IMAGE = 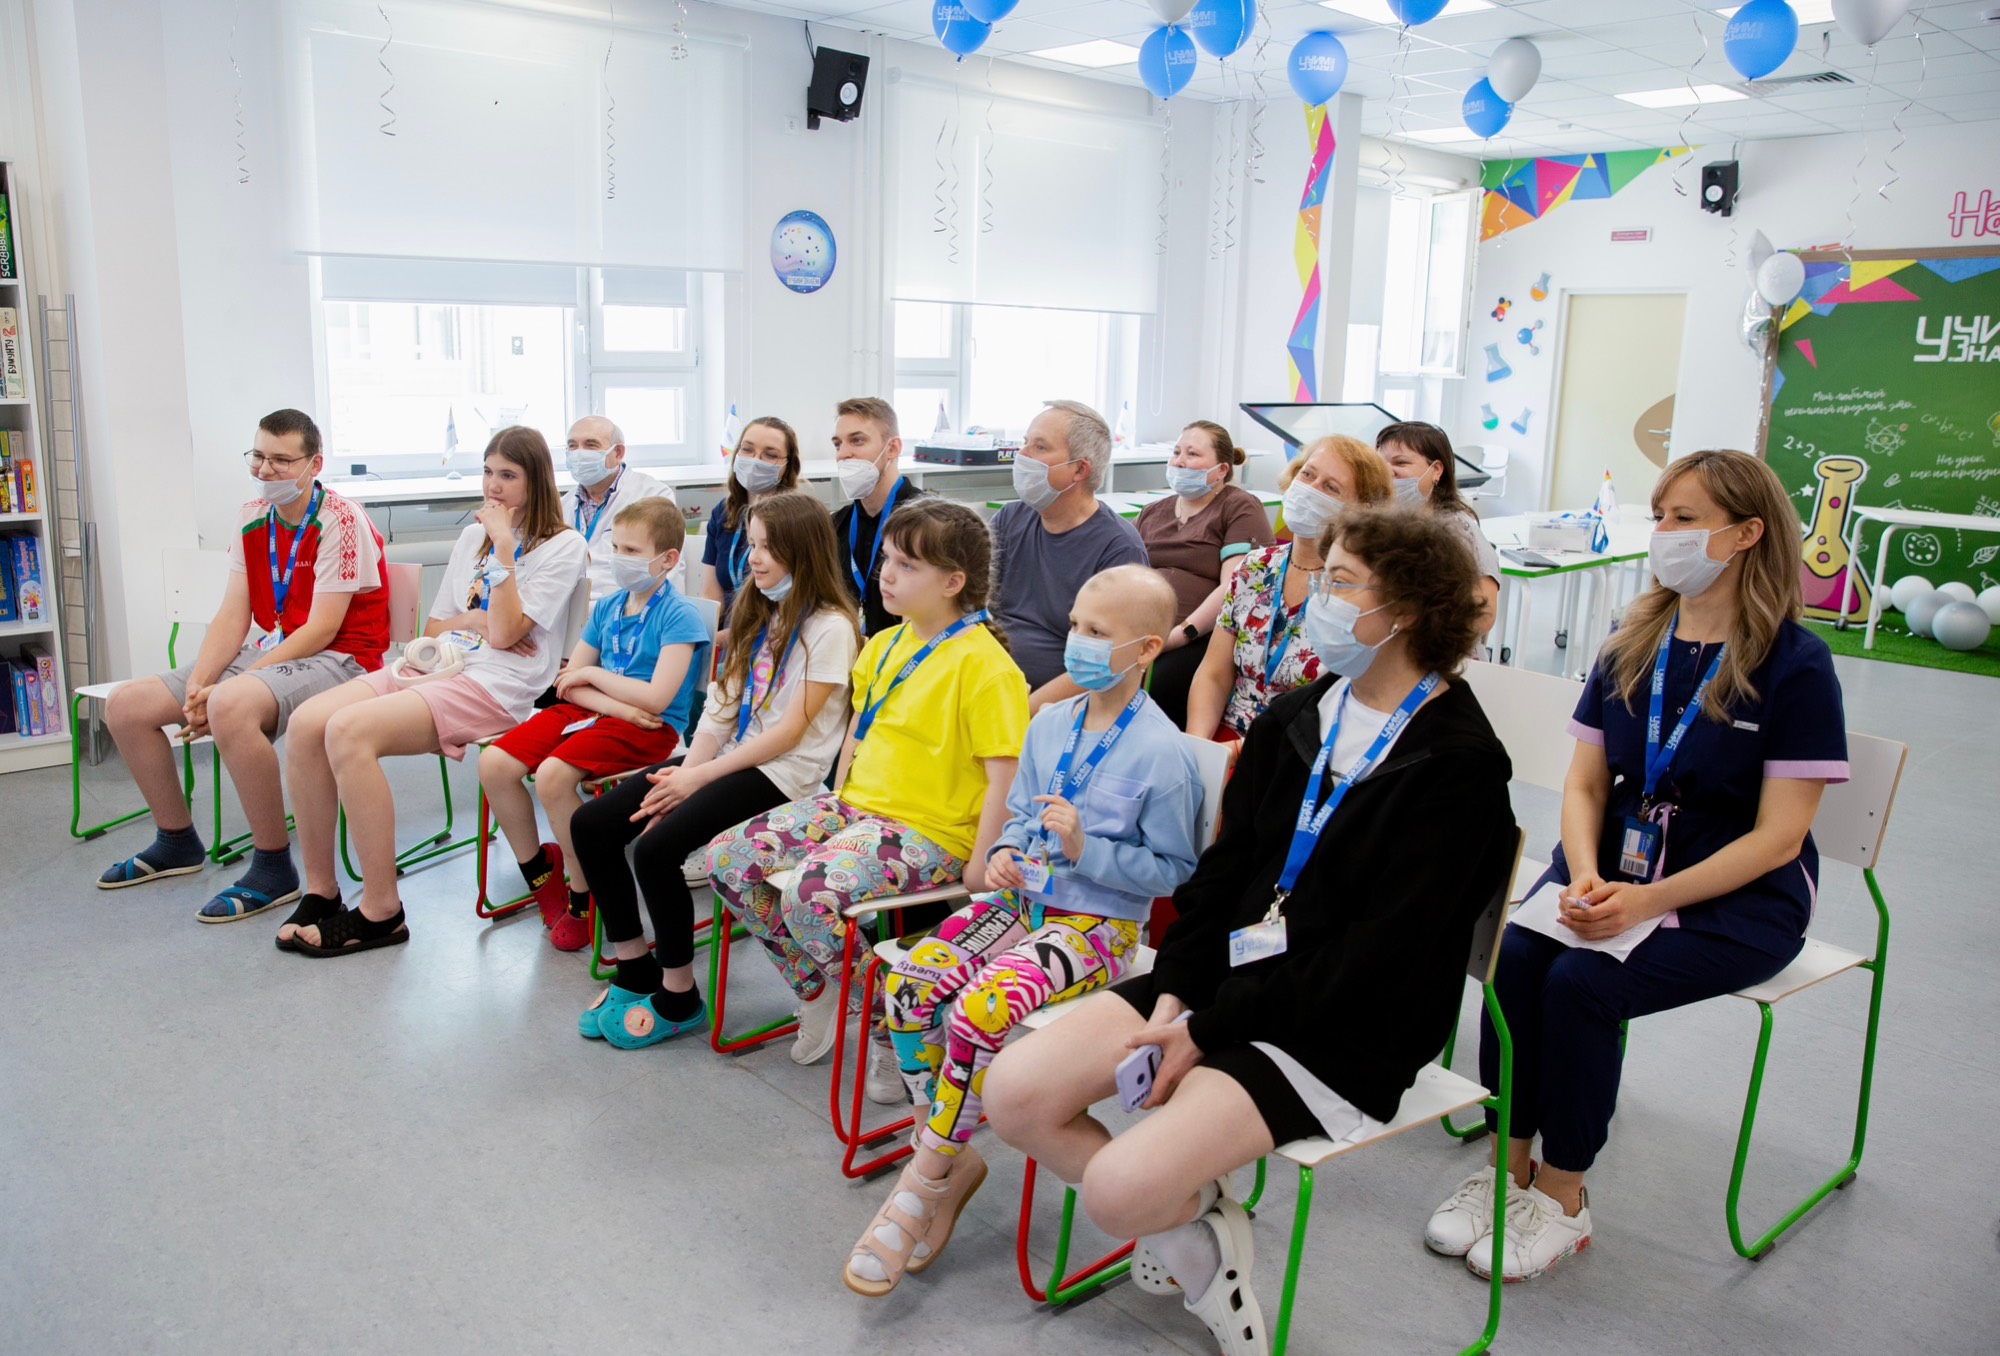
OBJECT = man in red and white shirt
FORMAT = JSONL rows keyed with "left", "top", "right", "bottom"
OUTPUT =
{"left": 100, "top": 408, "right": 392, "bottom": 925}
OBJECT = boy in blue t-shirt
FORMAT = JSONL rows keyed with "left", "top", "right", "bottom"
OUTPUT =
{"left": 479, "top": 497, "right": 711, "bottom": 951}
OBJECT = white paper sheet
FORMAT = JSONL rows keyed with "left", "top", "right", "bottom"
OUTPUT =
{"left": 1509, "top": 879, "right": 1665, "bottom": 963}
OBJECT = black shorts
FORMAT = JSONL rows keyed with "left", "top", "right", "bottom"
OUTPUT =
{"left": 1109, "top": 970, "right": 1324, "bottom": 1148}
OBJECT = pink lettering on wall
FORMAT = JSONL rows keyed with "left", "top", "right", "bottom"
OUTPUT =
{"left": 1947, "top": 190, "right": 2000, "bottom": 240}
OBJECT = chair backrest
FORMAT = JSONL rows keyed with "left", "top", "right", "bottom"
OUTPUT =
{"left": 1811, "top": 732, "right": 1906, "bottom": 871}
{"left": 690, "top": 596, "right": 721, "bottom": 641}
{"left": 1466, "top": 828, "right": 1528, "bottom": 985}
{"left": 558, "top": 572, "right": 593, "bottom": 659}
{"left": 1462, "top": 659, "right": 1583, "bottom": 794}
{"left": 163, "top": 548, "right": 233, "bottom": 626}
{"left": 384, "top": 562, "right": 424, "bottom": 646}
{"left": 1181, "top": 733, "right": 1232, "bottom": 854}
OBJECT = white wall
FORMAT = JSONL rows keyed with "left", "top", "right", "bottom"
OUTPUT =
{"left": 1452, "top": 121, "right": 1998, "bottom": 515}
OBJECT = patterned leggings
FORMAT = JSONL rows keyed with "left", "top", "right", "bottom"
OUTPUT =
{"left": 883, "top": 893, "right": 1140, "bottom": 1156}
{"left": 706, "top": 794, "right": 965, "bottom": 1001}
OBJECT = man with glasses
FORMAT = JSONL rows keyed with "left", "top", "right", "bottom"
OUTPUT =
{"left": 99, "top": 408, "right": 393, "bottom": 924}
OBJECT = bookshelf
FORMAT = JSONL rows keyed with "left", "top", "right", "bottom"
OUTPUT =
{"left": 0, "top": 161, "right": 70, "bottom": 773}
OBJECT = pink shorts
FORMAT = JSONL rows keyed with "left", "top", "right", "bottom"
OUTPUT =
{"left": 362, "top": 668, "right": 518, "bottom": 760}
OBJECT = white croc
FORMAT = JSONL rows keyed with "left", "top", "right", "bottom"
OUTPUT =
{"left": 1183, "top": 1198, "right": 1266, "bottom": 1356}
{"left": 1133, "top": 1176, "right": 1234, "bottom": 1295}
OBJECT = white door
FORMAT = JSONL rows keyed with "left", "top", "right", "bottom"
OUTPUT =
{"left": 1550, "top": 293, "right": 1686, "bottom": 512}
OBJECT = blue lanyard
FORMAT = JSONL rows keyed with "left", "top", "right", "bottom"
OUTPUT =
{"left": 573, "top": 467, "right": 623, "bottom": 542}
{"left": 1274, "top": 672, "right": 1439, "bottom": 904}
{"left": 1262, "top": 549, "right": 1303, "bottom": 688}
{"left": 1038, "top": 691, "right": 1146, "bottom": 853}
{"left": 266, "top": 482, "right": 324, "bottom": 634}
{"left": 854, "top": 610, "right": 989, "bottom": 743}
{"left": 603, "top": 583, "right": 666, "bottom": 670}
{"left": 477, "top": 542, "right": 525, "bottom": 611}
{"left": 736, "top": 623, "right": 803, "bottom": 743}
{"left": 848, "top": 476, "right": 905, "bottom": 600}
{"left": 727, "top": 525, "right": 750, "bottom": 591}
{"left": 1644, "top": 615, "right": 1724, "bottom": 808}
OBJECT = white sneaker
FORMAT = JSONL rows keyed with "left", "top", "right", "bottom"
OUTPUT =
{"left": 865, "top": 1037, "right": 907, "bottom": 1105}
{"left": 792, "top": 990, "right": 842, "bottom": 1065}
{"left": 1425, "top": 1166, "right": 1498, "bottom": 1258}
{"left": 1468, "top": 1183, "right": 1591, "bottom": 1281}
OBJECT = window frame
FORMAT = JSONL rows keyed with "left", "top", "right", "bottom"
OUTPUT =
{"left": 891, "top": 300, "right": 1139, "bottom": 440}
{"left": 1377, "top": 188, "right": 1478, "bottom": 380}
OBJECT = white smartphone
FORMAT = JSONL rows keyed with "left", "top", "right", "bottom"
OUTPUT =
{"left": 1115, "top": 1044, "right": 1162, "bottom": 1113}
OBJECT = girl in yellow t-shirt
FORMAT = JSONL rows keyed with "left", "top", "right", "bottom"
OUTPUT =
{"left": 707, "top": 498, "right": 1028, "bottom": 1066}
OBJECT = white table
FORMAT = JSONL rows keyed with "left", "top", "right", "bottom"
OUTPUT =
{"left": 1481, "top": 514, "right": 1652, "bottom": 675}
{"left": 1840, "top": 506, "right": 2000, "bottom": 649}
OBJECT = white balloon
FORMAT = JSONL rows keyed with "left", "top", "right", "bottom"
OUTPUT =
{"left": 1149, "top": 0, "right": 1197, "bottom": 23}
{"left": 1746, "top": 229, "right": 1774, "bottom": 275}
{"left": 1486, "top": 38, "right": 1541, "bottom": 103}
{"left": 1976, "top": 585, "right": 2000, "bottom": 626}
{"left": 1832, "top": 0, "right": 1910, "bottom": 47}
{"left": 1888, "top": 575, "right": 1934, "bottom": 611}
{"left": 1755, "top": 251, "right": 1806, "bottom": 307}
{"left": 1936, "top": 580, "right": 1977, "bottom": 604}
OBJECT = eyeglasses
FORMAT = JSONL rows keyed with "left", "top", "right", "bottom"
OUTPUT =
{"left": 244, "top": 450, "right": 312, "bottom": 472}
{"left": 1306, "top": 571, "right": 1377, "bottom": 601}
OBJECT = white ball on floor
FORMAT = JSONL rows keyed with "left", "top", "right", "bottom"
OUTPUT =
{"left": 1936, "top": 581, "right": 1977, "bottom": 605}
{"left": 1932, "top": 601, "right": 1992, "bottom": 652}
{"left": 1889, "top": 576, "right": 1934, "bottom": 612}
{"left": 1904, "top": 590, "right": 1947, "bottom": 639}
{"left": 1979, "top": 586, "right": 2000, "bottom": 626}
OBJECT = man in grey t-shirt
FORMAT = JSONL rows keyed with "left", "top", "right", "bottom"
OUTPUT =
{"left": 991, "top": 400, "right": 1148, "bottom": 705}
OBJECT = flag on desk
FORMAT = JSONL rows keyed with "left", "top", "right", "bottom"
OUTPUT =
{"left": 443, "top": 406, "right": 459, "bottom": 467}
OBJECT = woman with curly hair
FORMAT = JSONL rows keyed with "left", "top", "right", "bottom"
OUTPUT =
{"left": 984, "top": 505, "right": 1515, "bottom": 1356}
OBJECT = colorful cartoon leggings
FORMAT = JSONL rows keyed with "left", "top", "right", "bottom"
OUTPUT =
{"left": 883, "top": 893, "right": 1141, "bottom": 1156}
{"left": 706, "top": 794, "right": 965, "bottom": 1002}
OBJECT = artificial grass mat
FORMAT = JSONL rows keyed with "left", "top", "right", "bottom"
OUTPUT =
{"left": 1809, "top": 616, "right": 2000, "bottom": 680}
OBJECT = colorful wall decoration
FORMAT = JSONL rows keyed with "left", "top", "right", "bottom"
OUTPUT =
{"left": 1478, "top": 148, "right": 1690, "bottom": 241}
{"left": 1288, "top": 104, "right": 1336, "bottom": 401}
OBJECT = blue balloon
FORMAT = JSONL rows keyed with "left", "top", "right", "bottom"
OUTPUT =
{"left": 1388, "top": 0, "right": 1448, "bottom": 24}
{"left": 1462, "top": 77, "right": 1512, "bottom": 139}
{"left": 1724, "top": 0, "right": 1799, "bottom": 81}
{"left": 960, "top": 0, "right": 1017, "bottom": 22}
{"left": 1287, "top": 31, "right": 1349, "bottom": 106}
{"left": 1138, "top": 25, "right": 1199, "bottom": 100}
{"left": 1187, "top": 0, "right": 1250, "bottom": 60}
{"left": 932, "top": 2, "right": 990, "bottom": 57}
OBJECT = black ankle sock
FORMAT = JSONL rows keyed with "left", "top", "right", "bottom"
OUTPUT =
{"left": 567, "top": 888, "right": 591, "bottom": 920}
{"left": 615, "top": 953, "right": 663, "bottom": 995}
{"left": 518, "top": 848, "right": 552, "bottom": 891}
{"left": 652, "top": 983, "right": 703, "bottom": 1023}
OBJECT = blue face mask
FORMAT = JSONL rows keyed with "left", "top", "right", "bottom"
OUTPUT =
{"left": 1063, "top": 633, "right": 1145, "bottom": 691}
{"left": 1302, "top": 591, "right": 1398, "bottom": 679}
{"left": 1166, "top": 465, "right": 1217, "bottom": 499}
{"left": 758, "top": 573, "right": 794, "bottom": 602}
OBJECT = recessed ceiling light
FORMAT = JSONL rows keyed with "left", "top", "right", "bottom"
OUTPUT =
{"left": 1402, "top": 126, "right": 1478, "bottom": 142}
{"left": 1718, "top": 0, "right": 1836, "bottom": 22}
{"left": 1615, "top": 83, "right": 1752, "bottom": 108}
{"left": 1026, "top": 39, "right": 1140, "bottom": 68}
{"left": 1319, "top": 0, "right": 1493, "bottom": 21}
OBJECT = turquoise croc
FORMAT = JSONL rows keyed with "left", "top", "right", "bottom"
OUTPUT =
{"left": 579, "top": 984, "right": 651, "bottom": 1040}
{"left": 603, "top": 998, "right": 709, "bottom": 1050}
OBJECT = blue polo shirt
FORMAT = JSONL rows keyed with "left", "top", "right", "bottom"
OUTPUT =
{"left": 581, "top": 583, "right": 711, "bottom": 730}
{"left": 1552, "top": 619, "right": 1849, "bottom": 957}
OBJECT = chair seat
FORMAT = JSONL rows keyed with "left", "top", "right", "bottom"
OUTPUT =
{"left": 1275, "top": 1062, "right": 1490, "bottom": 1168}
{"left": 1732, "top": 936, "right": 1867, "bottom": 1005}
{"left": 835, "top": 882, "right": 974, "bottom": 920}
{"left": 75, "top": 680, "right": 128, "bottom": 702}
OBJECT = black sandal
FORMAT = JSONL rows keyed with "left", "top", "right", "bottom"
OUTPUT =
{"left": 292, "top": 905, "right": 409, "bottom": 958}
{"left": 275, "top": 894, "right": 344, "bottom": 952}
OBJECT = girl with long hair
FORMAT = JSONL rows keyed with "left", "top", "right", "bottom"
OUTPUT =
{"left": 701, "top": 416, "right": 802, "bottom": 631}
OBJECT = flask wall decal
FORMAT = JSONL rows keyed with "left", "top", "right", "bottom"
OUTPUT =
{"left": 1799, "top": 455, "right": 1872, "bottom": 623}
{"left": 1531, "top": 270, "right": 1551, "bottom": 301}
{"left": 1510, "top": 407, "right": 1533, "bottom": 436}
{"left": 1480, "top": 403, "right": 1500, "bottom": 431}
{"left": 1484, "top": 343, "right": 1513, "bottom": 382}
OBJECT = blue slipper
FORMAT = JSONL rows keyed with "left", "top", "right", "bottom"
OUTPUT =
{"left": 197, "top": 883, "right": 303, "bottom": 923}
{"left": 603, "top": 997, "right": 709, "bottom": 1050}
{"left": 97, "top": 855, "right": 205, "bottom": 891}
{"left": 580, "top": 984, "right": 650, "bottom": 1039}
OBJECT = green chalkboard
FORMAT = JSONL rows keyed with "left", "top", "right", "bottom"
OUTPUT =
{"left": 1760, "top": 248, "right": 2000, "bottom": 623}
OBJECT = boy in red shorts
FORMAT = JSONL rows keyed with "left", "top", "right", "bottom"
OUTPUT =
{"left": 478, "top": 497, "right": 711, "bottom": 950}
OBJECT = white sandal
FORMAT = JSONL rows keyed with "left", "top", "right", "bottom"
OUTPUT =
{"left": 1183, "top": 1198, "right": 1267, "bottom": 1356}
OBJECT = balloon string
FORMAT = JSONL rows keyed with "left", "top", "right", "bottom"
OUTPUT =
{"left": 603, "top": 42, "right": 616, "bottom": 201}
{"left": 949, "top": 74, "right": 962, "bottom": 263}
{"left": 1246, "top": 0, "right": 1270, "bottom": 186}
{"left": 229, "top": 5, "right": 248, "bottom": 183}
{"left": 1386, "top": 25, "right": 1411, "bottom": 201}
{"left": 671, "top": 0, "right": 689, "bottom": 59}
{"left": 1210, "top": 67, "right": 1225, "bottom": 260}
{"left": 1672, "top": 9, "right": 1708, "bottom": 198}
{"left": 981, "top": 56, "right": 996, "bottom": 235}
{"left": 1157, "top": 106, "right": 1172, "bottom": 258}
{"left": 1879, "top": 6, "right": 1925, "bottom": 202}
{"left": 1843, "top": 45, "right": 1880, "bottom": 270}
{"left": 376, "top": 4, "right": 397, "bottom": 137}
{"left": 1222, "top": 77, "right": 1239, "bottom": 256}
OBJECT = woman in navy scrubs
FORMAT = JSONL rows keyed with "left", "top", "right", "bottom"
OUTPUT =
{"left": 1428, "top": 449, "right": 1849, "bottom": 1282}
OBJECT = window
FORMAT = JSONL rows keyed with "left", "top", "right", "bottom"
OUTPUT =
{"left": 1378, "top": 190, "right": 1476, "bottom": 377}
{"left": 892, "top": 300, "right": 1139, "bottom": 441}
{"left": 314, "top": 260, "right": 709, "bottom": 472}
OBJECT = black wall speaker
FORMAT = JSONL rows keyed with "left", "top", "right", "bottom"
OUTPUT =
{"left": 1701, "top": 160, "right": 1739, "bottom": 216}
{"left": 807, "top": 47, "right": 869, "bottom": 129}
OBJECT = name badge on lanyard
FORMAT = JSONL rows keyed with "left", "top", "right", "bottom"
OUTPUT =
{"left": 1624, "top": 617, "right": 1724, "bottom": 881}
{"left": 1023, "top": 692, "right": 1147, "bottom": 899}
{"left": 853, "top": 610, "right": 989, "bottom": 743}
{"left": 264, "top": 482, "right": 324, "bottom": 647}
{"left": 1229, "top": 672, "right": 1439, "bottom": 967}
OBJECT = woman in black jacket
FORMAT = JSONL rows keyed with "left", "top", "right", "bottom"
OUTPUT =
{"left": 985, "top": 506, "right": 1515, "bottom": 1356}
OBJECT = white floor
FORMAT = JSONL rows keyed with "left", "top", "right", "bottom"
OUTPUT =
{"left": 4, "top": 598, "right": 1997, "bottom": 1354}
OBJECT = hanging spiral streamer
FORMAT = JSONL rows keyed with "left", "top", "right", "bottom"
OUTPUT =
{"left": 980, "top": 56, "right": 996, "bottom": 235}
{"left": 1842, "top": 46, "right": 1880, "bottom": 269}
{"left": 1385, "top": 24, "right": 1413, "bottom": 201}
{"left": 1209, "top": 74, "right": 1226, "bottom": 260}
{"left": 948, "top": 76, "right": 963, "bottom": 262}
{"left": 672, "top": 0, "right": 690, "bottom": 59}
{"left": 229, "top": 6, "right": 249, "bottom": 183}
{"left": 375, "top": 5, "right": 397, "bottom": 137}
{"left": 931, "top": 119, "right": 957, "bottom": 264}
{"left": 603, "top": 42, "right": 617, "bottom": 200}
{"left": 1246, "top": 0, "right": 1270, "bottom": 186}
{"left": 1221, "top": 76, "right": 1240, "bottom": 257}
{"left": 1879, "top": 7, "right": 1926, "bottom": 202}
{"left": 1157, "top": 107, "right": 1173, "bottom": 258}
{"left": 1672, "top": 10, "right": 1709, "bottom": 198}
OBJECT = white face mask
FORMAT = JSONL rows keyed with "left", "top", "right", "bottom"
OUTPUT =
{"left": 733, "top": 455, "right": 784, "bottom": 495}
{"left": 1166, "top": 464, "right": 1217, "bottom": 499}
{"left": 567, "top": 447, "right": 613, "bottom": 484}
{"left": 837, "top": 453, "right": 886, "bottom": 503}
{"left": 1649, "top": 525, "right": 1740, "bottom": 597}
{"left": 1303, "top": 590, "right": 1399, "bottom": 679}
{"left": 610, "top": 552, "right": 664, "bottom": 593}
{"left": 254, "top": 472, "right": 307, "bottom": 508}
{"left": 1281, "top": 478, "right": 1340, "bottom": 541}
{"left": 1392, "top": 474, "right": 1429, "bottom": 505}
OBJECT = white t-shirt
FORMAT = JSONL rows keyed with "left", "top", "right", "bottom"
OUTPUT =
{"left": 696, "top": 607, "right": 858, "bottom": 802}
{"left": 560, "top": 466, "right": 684, "bottom": 600}
{"left": 429, "top": 524, "right": 591, "bottom": 721}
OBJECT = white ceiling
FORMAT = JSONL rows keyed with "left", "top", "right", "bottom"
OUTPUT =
{"left": 725, "top": 0, "right": 2000, "bottom": 157}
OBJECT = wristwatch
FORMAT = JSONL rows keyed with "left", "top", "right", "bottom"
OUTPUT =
{"left": 1181, "top": 623, "right": 1201, "bottom": 645}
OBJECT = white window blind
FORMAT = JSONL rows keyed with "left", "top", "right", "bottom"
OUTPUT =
{"left": 319, "top": 257, "right": 577, "bottom": 306}
{"left": 887, "top": 75, "right": 1161, "bottom": 315}
{"left": 284, "top": 0, "right": 745, "bottom": 272}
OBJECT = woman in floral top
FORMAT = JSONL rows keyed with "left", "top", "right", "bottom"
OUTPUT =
{"left": 1183, "top": 435, "right": 1393, "bottom": 740}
